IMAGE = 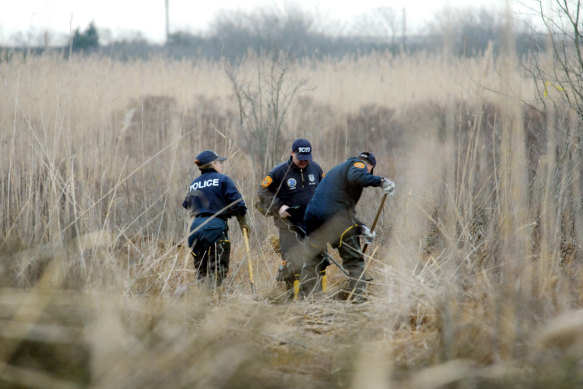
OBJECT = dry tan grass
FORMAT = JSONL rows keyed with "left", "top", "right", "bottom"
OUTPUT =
{"left": 0, "top": 48, "right": 582, "bottom": 388}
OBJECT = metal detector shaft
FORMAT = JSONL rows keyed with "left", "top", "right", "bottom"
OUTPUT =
{"left": 362, "top": 193, "right": 388, "bottom": 254}
{"left": 323, "top": 251, "right": 349, "bottom": 277}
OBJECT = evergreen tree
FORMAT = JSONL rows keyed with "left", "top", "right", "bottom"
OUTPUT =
{"left": 72, "top": 22, "right": 99, "bottom": 52}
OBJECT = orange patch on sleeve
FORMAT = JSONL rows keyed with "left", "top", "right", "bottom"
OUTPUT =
{"left": 262, "top": 176, "right": 273, "bottom": 187}
{"left": 353, "top": 161, "right": 366, "bottom": 169}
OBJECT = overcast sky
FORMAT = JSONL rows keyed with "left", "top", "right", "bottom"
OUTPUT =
{"left": 1, "top": 0, "right": 536, "bottom": 45}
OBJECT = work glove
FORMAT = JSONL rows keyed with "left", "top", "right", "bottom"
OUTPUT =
{"left": 279, "top": 205, "right": 291, "bottom": 218}
{"left": 276, "top": 260, "right": 289, "bottom": 282}
{"left": 237, "top": 214, "right": 251, "bottom": 234}
{"left": 381, "top": 178, "right": 395, "bottom": 196}
{"left": 361, "top": 225, "right": 376, "bottom": 245}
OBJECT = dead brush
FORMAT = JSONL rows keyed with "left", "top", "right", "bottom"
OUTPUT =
{"left": 268, "top": 235, "right": 281, "bottom": 254}
{"left": 1, "top": 48, "right": 583, "bottom": 388}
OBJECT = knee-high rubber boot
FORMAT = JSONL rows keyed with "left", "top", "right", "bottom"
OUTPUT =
{"left": 293, "top": 273, "right": 301, "bottom": 301}
{"left": 300, "top": 262, "right": 320, "bottom": 298}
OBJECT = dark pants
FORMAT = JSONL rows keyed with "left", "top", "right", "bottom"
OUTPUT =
{"left": 278, "top": 226, "right": 304, "bottom": 289}
{"left": 188, "top": 217, "right": 230, "bottom": 287}
{"left": 278, "top": 223, "right": 329, "bottom": 295}
{"left": 301, "top": 215, "right": 365, "bottom": 298}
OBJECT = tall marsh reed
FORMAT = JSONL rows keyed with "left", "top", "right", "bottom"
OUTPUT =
{"left": 0, "top": 48, "right": 581, "bottom": 388}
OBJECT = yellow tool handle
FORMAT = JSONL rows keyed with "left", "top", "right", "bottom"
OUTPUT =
{"left": 242, "top": 228, "right": 256, "bottom": 296}
{"left": 293, "top": 277, "right": 300, "bottom": 301}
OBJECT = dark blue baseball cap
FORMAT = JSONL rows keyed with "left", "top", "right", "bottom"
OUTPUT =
{"left": 292, "top": 139, "right": 313, "bottom": 161}
{"left": 358, "top": 151, "right": 376, "bottom": 167}
{"left": 195, "top": 150, "right": 227, "bottom": 166}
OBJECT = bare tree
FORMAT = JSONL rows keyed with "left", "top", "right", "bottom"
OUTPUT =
{"left": 350, "top": 7, "right": 400, "bottom": 46}
{"left": 528, "top": 0, "right": 583, "bottom": 119}
{"left": 523, "top": 0, "right": 583, "bottom": 267}
{"left": 430, "top": 7, "right": 506, "bottom": 56}
{"left": 225, "top": 51, "right": 309, "bottom": 177}
{"left": 211, "top": 5, "right": 318, "bottom": 60}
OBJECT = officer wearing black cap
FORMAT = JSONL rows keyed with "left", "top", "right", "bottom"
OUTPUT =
{"left": 300, "top": 151, "right": 395, "bottom": 301}
{"left": 182, "top": 150, "right": 250, "bottom": 288}
{"left": 257, "top": 139, "right": 325, "bottom": 298}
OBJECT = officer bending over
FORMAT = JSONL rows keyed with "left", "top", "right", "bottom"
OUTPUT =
{"left": 300, "top": 152, "right": 395, "bottom": 302}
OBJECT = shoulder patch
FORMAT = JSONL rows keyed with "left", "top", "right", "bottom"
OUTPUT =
{"left": 353, "top": 161, "right": 366, "bottom": 169}
{"left": 262, "top": 176, "right": 273, "bottom": 187}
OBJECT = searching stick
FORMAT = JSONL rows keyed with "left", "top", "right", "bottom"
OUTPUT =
{"left": 242, "top": 228, "right": 257, "bottom": 297}
{"left": 362, "top": 193, "right": 388, "bottom": 254}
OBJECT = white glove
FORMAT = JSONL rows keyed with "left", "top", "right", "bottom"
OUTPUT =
{"left": 279, "top": 205, "right": 291, "bottom": 218}
{"left": 361, "top": 225, "right": 376, "bottom": 245}
{"left": 381, "top": 178, "right": 395, "bottom": 196}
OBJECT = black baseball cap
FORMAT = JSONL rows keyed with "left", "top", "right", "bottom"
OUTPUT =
{"left": 292, "top": 139, "right": 313, "bottom": 161}
{"left": 195, "top": 150, "right": 227, "bottom": 166}
{"left": 358, "top": 152, "right": 376, "bottom": 167}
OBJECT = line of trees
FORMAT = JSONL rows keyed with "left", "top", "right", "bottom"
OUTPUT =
{"left": 2, "top": 6, "right": 546, "bottom": 61}
{"left": 161, "top": 6, "right": 543, "bottom": 60}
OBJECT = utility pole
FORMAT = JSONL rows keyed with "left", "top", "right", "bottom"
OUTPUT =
{"left": 165, "top": 0, "right": 170, "bottom": 43}
{"left": 402, "top": 8, "right": 407, "bottom": 52}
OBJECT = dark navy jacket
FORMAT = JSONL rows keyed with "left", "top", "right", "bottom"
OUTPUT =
{"left": 305, "top": 157, "right": 382, "bottom": 234}
{"left": 183, "top": 168, "right": 247, "bottom": 248}
{"left": 182, "top": 168, "right": 247, "bottom": 220}
{"left": 258, "top": 157, "right": 324, "bottom": 230}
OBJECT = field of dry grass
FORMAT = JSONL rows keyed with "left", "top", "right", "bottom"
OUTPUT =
{"left": 1, "top": 47, "right": 582, "bottom": 388}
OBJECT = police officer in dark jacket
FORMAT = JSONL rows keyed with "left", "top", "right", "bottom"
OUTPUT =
{"left": 301, "top": 152, "right": 395, "bottom": 301}
{"left": 182, "top": 150, "right": 250, "bottom": 288}
{"left": 258, "top": 139, "right": 325, "bottom": 297}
